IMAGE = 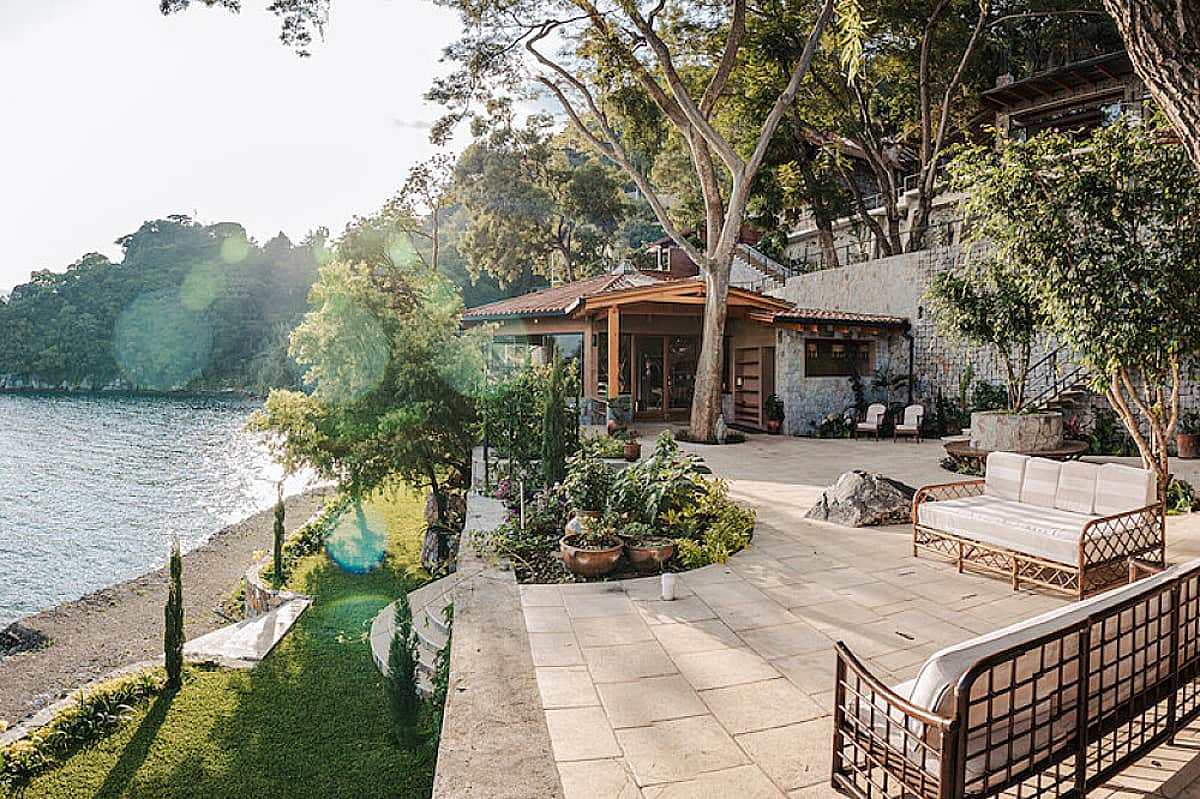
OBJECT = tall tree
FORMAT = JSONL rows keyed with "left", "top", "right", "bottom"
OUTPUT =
{"left": 1101, "top": 1, "right": 1200, "bottom": 171}
{"left": 160, "top": 0, "right": 840, "bottom": 440}
{"left": 454, "top": 121, "right": 629, "bottom": 284}
{"left": 949, "top": 119, "right": 1200, "bottom": 490}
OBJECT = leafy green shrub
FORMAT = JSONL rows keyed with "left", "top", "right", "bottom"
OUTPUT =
{"left": 580, "top": 433, "right": 625, "bottom": 459}
{"left": 272, "top": 483, "right": 286, "bottom": 588}
{"left": 482, "top": 362, "right": 580, "bottom": 486}
{"left": 387, "top": 593, "right": 421, "bottom": 751}
{"left": 1167, "top": 478, "right": 1198, "bottom": 514}
{"left": 563, "top": 452, "right": 613, "bottom": 511}
{"left": 165, "top": 536, "right": 184, "bottom": 691}
{"left": 971, "top": 380, "right": 1009, "bottom": 412}
{"left": 1088, "top": 408, "right": 1138, "bottom": 457}
{"left": 620, "top": 521, "right": 655, "bottom": 540}
{"left": 665, "top": 479, "right": 755, "bottom": 567}
{"left": 0, "top": 669, "right": 163, "bottom": 789}
{"left": 609, "top": 432, "right": 706, "bottom": 524}
{"left": 813, "top": 412, "right": 851, "bottom": 438}
{"left": 540, "top": 348, "right": 571, "bottom": 487}
{"left": 764, "top": 394, "right": 785, "bottom": 423}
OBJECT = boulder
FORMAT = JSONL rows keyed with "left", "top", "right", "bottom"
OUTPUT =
{"left": 806, "top": 470, "right": 916, "bottom": 527}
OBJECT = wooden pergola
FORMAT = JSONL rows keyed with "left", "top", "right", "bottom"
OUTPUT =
{"left": 574, "top": 279, "right": 794, "bottom": 399}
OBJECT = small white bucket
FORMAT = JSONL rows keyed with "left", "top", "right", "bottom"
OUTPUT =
{"left": 660, "top": 572, "right": 677, "bottom": 601}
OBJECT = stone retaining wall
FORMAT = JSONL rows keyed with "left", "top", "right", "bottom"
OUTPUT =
{"left": 431, "top": 494, "right": 564, "bottom": 798}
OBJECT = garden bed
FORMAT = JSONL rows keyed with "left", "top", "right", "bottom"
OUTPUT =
{"left": 486, "top": 432, "right": 755, "bottom": 585}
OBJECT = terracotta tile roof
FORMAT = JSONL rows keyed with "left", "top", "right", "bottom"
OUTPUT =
{"left": 770, "top": 308, "right": 908, "bottom": 327}
{"left": 461, "top": 272, "right": 668, "bottom": 320}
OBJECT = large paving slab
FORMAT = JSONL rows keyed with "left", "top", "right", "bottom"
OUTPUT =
{"left": 516, "top": 433, "right": 1200, "bottom": 798}
{"left": 184, "top": 597, "right": 310, "bottom": 666}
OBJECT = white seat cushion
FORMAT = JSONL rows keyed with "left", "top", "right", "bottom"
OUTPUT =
{"left": 1094, "top": 463, "right": 1157, "bottom": 516}
{"left": 984, "top": 452, "right": 1028, "bottom": 502}
{"left": 1055, "top": 461, "right": 1099, "bottom": 515}
{"left": 1020, "top": 458, "right": 1061, "bottom": 508}
{"left": 904, "top": 560, "right": 1194, "bottom": 718}
{"left": 918, "top": 495, "right": 1096, "bottom": 565}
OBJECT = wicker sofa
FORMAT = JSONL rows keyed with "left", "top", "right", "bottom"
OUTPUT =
{"left": 913, "top": 452, "right": 1165, "bottom": 599}
{"left": 832, "top": 558, "right": 1200, "bottom": 799}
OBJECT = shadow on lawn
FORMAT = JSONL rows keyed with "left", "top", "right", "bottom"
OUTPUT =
{"left": 92, "top": 691, "right": 174, "bottom": 799}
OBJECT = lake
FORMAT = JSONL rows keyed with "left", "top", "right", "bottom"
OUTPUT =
{"left": 0, "top": 393, "right": 310, "bottom": 626}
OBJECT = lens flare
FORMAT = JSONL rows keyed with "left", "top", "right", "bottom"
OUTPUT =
{"left": 308, "top": 296, "right": 389, "bottom": 403}
{"left": 113, "top": 290, "right": 214, "bottom": 390}
{"left": 326, "top": 502, "right": 387, "bottom": 574}
{"left": 220, "top": 232, "right": 250, "bottom": 264}
{"left": 179, "top": 262, "right": 226, "bottom": 311}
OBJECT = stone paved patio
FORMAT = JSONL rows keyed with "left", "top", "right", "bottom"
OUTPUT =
{"left": 522, "top": 434, "right": 1200, "bottom": 798}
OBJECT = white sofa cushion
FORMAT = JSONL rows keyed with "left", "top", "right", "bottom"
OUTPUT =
{"left": 917, "top": 495, "right": 1095, "bottom": 565}
{"left": 1094, "top": 463, "right": 1157, "bottom": 516}
{"left": 1020, "top": 458, "right": 1061, "bottom": 508}
{"left": 1055, "top": 461, "right": 1099, "bottom": 515}
{"left": 984, "top": 452, "right": 1027, "bottom": 502}
{"left": 903, "top": 560, "right": 1192, "bottom": 718}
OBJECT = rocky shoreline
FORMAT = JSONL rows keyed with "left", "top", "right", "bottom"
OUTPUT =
{"left": 0, "top": 488, "right": 331, "bottom": 730}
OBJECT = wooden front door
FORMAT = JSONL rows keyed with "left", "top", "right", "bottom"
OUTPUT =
{"left": 733, "top": 346, "right": 762, "bottom": 428}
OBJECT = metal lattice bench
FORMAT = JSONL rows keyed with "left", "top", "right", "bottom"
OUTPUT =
{"left": 912, "top": 452, "right": 1165, "bottom": 599}
{"left": 832, "top": 558, "right": 1200, "bottom": 799}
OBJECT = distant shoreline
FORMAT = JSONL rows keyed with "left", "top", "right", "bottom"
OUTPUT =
{"left": 0, "top": 387, "right": 268, "bottom": 401}
{"left": 0, "top": 487, "right": 332, "bottom": 728}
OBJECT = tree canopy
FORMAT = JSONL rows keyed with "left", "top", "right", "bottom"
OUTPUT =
{"left": 0, "top": 217, "right": 321, "bottom": 392}
{"left": 949, "top": 118, "right": 1200, "bottom": 486}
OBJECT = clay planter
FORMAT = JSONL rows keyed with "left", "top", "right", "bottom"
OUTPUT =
{"left": 1179, "top": 433, "right": 1200, "bottom": 460}
{"left": 560, "top": 535, "right": 623, "bottom": 577}
{"left": 623, "top": 441, "right": 642, "bottom": 461}
{"left": 625, "top": 537, "right": 676, "bottom": 573}
{"left": 766, "top": 420, "right": 782, "bottom": 435}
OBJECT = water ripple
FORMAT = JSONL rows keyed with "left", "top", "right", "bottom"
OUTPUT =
{"left": 0, "top": 394, "right": 312, "bottom": 626}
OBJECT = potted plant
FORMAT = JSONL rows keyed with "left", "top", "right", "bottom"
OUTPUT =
{"left": 1179, "top": 412, "right": 1200, "bottom": 459}
{"left": 764, "top": 394, "right": 785, "bottom": 434}
{"left": 621, "top": 521, "right": 675, "bottom": 573}
{"left": 560, "top": 454, "right": 622, "bottom": 576}
{"left": 560, "top": 512, "right": 623, "bottom": 577}
{"left": 622, "top": 430, "right": 641, "bottom": 461}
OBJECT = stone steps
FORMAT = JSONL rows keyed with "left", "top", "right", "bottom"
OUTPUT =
{"left": 370, "top": 574, "right": 457, "bottom": 698}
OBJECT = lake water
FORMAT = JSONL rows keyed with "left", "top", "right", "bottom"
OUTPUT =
{"left": 0, "top": 394, "right": 311, "bottom": 626}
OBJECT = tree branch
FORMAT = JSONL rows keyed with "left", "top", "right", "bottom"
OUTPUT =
{"left": 700, "top": 0, "right": 746, "bottom": 119}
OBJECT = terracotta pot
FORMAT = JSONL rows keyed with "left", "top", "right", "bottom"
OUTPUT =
{"left": 623, "top": 441, "right": 641, "bottom": 461}
{"left": 1179, "top": 432, "right": 1200, "bottom": 459}
{"left": 766, "top": 420, "right": 782, "bottom": 435}
{"left": 560, "top": 535, "right": 623, "bottom": 577}
{"left": 625, "top": 537, "right": 676, "bottom": 573}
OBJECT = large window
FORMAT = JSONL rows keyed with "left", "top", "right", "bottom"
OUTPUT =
{"left": 596, "top": 333, "right": 632, "bottom": 396}
{"left": 804, "top": 339, "right": 872, "bottom": 377}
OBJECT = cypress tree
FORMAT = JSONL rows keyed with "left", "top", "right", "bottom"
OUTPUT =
{"left": 273, "top": 482, "right": 286, "bottom": 588}
{"left": 541, "top": 344, "right": 568, "bottom": 487}
{"left": 386, "top": 590, "right": 421, "bottom": 750}
{"left": 164, "top": 535, "right": 184, "bottom": 690}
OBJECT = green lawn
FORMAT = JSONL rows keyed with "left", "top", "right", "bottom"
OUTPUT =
{"left": 14, "top": 487, "right": 434, "bottom": 799}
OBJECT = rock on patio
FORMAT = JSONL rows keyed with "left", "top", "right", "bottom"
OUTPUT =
{"left": 450, "top": 435, "right": 1200, "bottom": 798}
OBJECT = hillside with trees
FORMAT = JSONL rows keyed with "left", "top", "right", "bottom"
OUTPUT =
{"left": 0, "top": 216, "right": 321, "bottom": 394}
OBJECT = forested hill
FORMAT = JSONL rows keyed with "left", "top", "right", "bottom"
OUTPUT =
{"left": 0, "top": 216, "right": 320, "bottom": 394}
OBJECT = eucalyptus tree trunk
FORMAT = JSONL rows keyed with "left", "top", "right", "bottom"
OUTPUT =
{"left": 690, "top": 242, "right": 735, "bottom": 440}
{"left": 1103, "top": 0, "right": 1200, "bottom": 171}
{"left": 817, "top": 218, "right": 839, "bottom": 270}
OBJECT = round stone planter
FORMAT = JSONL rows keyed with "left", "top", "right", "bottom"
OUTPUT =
{"left": 970, "top": 411, "right": 1063, "bottom": 453}
{"left": 560, "top": 535, "right": 623, "bottom": 577}
{"left": 625, "top": 537, "right": 676, "bottom": 573}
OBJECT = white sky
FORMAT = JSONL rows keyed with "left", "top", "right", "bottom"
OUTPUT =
{"left": 0, "top": 0, "right": 462, "bottom": 290}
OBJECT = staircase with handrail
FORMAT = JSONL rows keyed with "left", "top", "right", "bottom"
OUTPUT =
{"left": 1018, "top": 345, "right": 1092, "bottom": 414}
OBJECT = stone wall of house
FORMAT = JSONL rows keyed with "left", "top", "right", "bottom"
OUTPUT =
{"left": 768, "top": 245, "right": 1079, "bottom": 430}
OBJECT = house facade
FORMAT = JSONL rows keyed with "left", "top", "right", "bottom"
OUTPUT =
{"left": 461, "top": 257, "right": 907, "bottom": 433}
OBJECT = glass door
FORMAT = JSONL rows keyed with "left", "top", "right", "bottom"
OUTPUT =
{"left": 635, "top": 335, "right": 665, "bottom": 415}
{"left": 668, "top": 336, "right": 698, "bottom": 411}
